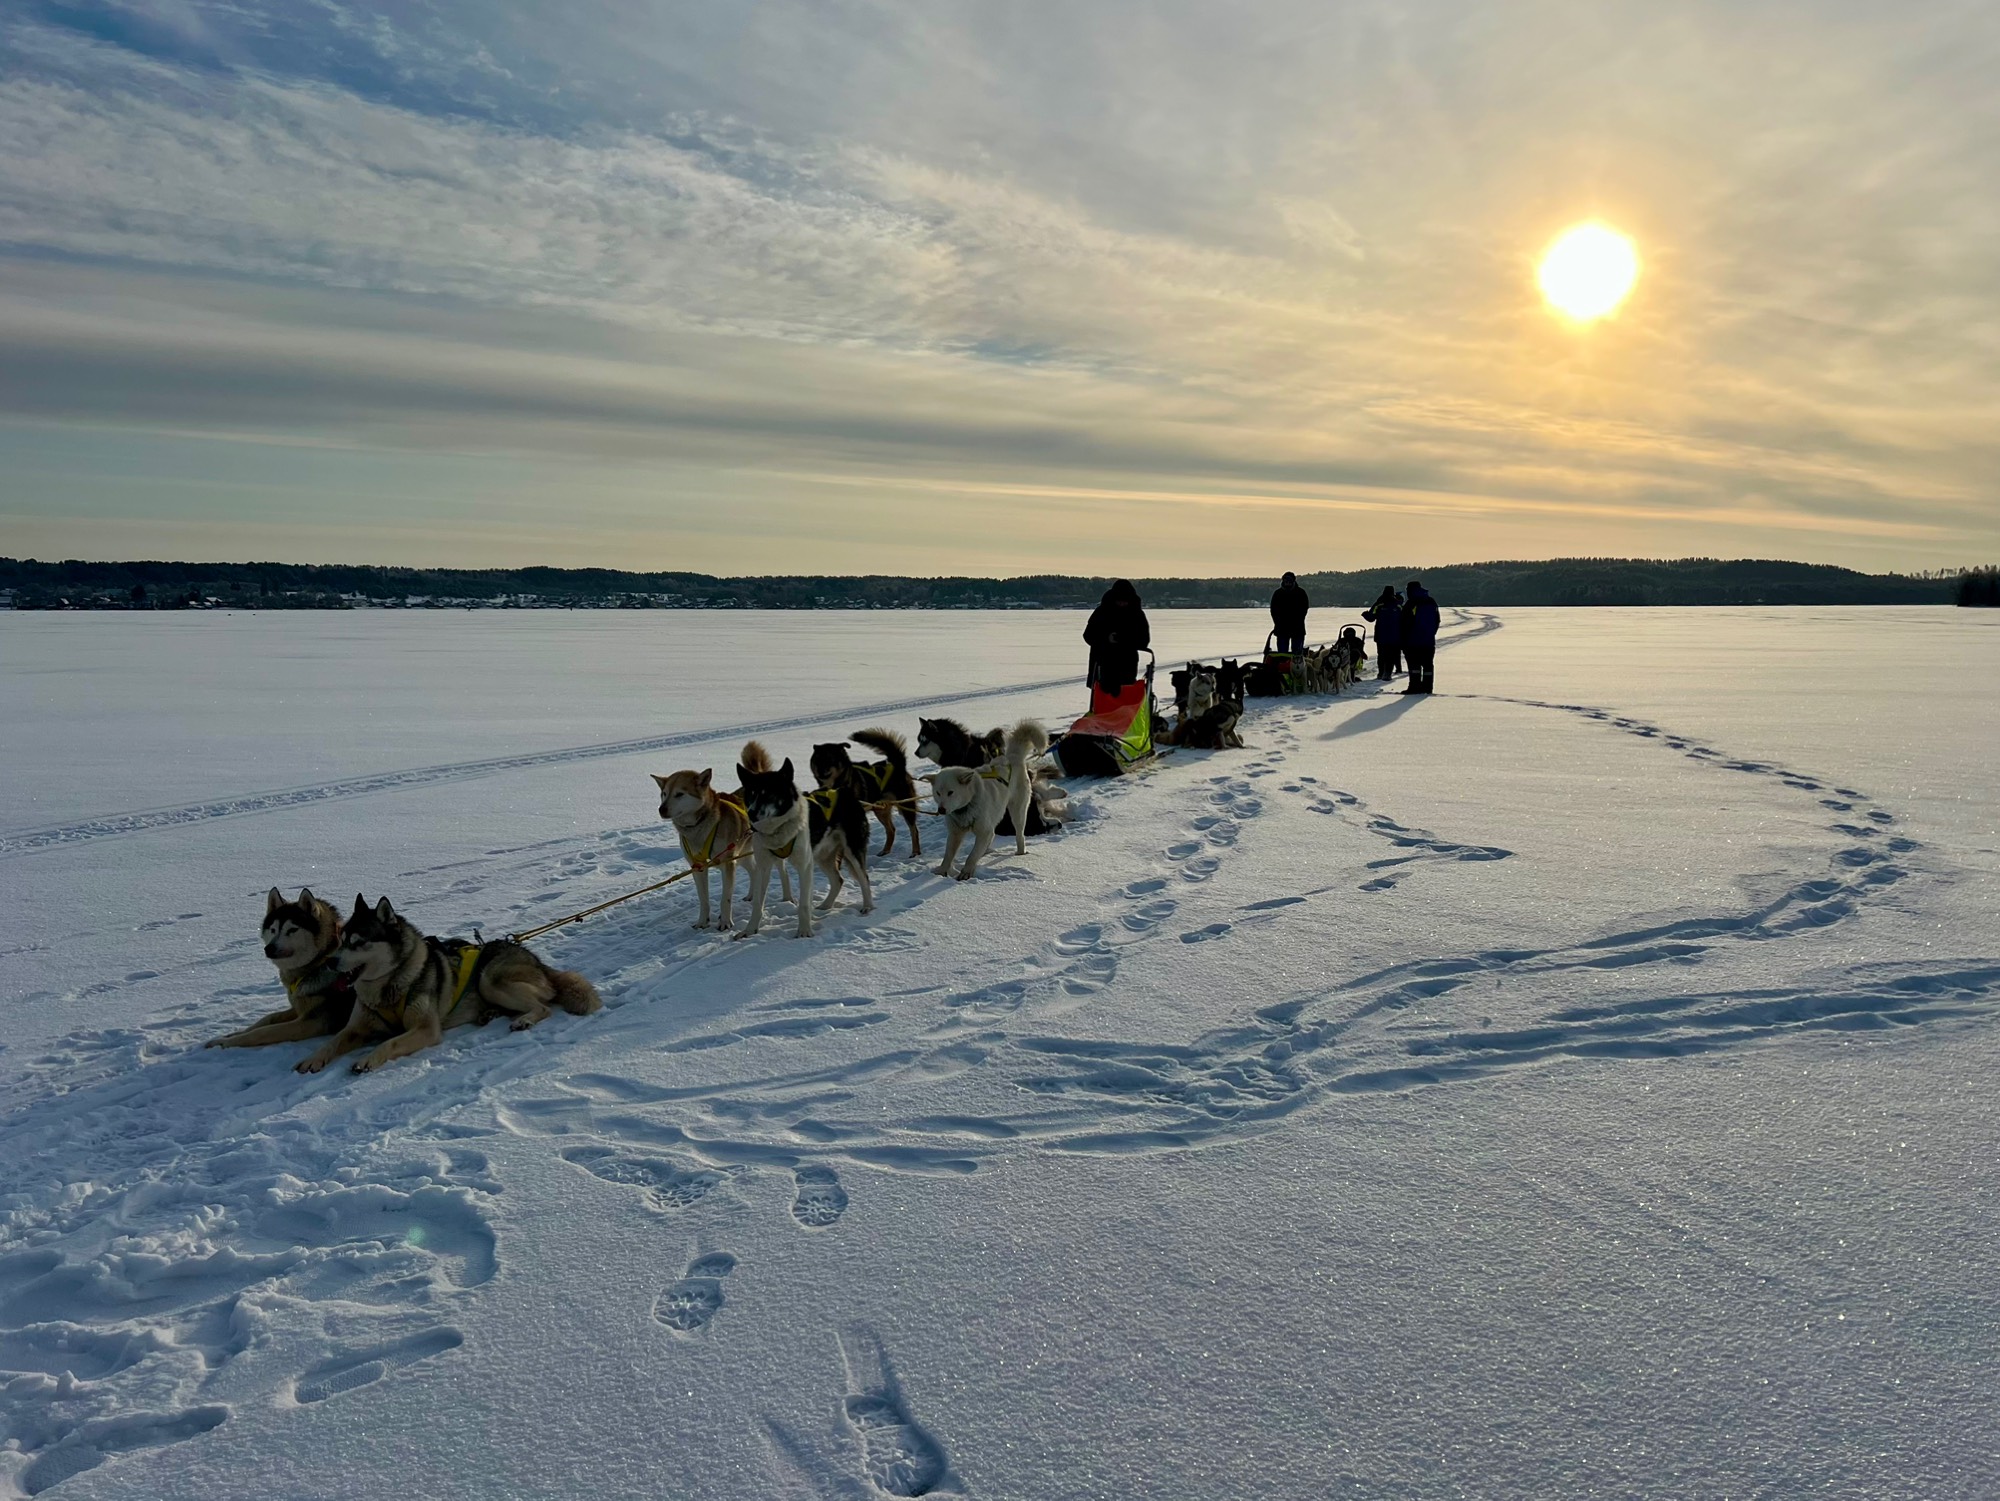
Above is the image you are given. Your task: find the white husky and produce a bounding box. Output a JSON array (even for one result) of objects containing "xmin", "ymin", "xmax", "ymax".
[{"xmin": 927, "ymin": 720, "xmax": 1049, "ymax": 881}]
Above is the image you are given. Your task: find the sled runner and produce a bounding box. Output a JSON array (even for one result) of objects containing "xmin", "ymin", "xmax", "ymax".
[{"xmin": 1050, "ymin": 650, "xmax": 1158, "ymax": 777}]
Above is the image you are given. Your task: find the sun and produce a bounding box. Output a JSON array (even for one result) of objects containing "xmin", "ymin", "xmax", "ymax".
[{"xmin": 1538, "ymin": 222, "xmax": 1640, "ymax": 322}]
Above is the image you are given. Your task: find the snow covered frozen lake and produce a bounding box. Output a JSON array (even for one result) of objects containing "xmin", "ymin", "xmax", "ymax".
[{"xmin": 2, "ymin": 605, "xmax": 1997, "ymax": 1499}]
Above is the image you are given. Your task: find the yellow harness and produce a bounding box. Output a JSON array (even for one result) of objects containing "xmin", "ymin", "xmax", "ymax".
[
  {"xmin": 449, "ymin": 943, "xmax": 482, "ymax": 1009},
  {"xmin": 688, "ymin": 793, "xmax": 749, "ymax": 871}
]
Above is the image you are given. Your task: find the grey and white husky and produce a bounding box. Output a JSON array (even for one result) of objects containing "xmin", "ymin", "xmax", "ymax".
[
  {"xmin": 207, "ymin": 886, "xmax": 354, "ymax": 1048},
  {"xmin": 297, "ymin": 895, "xmax": 600, "ymax": 1074},
  {"xmin": 927, "ymin": 720, "xmax": 1048, "ymax": 880}
]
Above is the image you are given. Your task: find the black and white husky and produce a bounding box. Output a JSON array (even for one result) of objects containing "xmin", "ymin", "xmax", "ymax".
[
  {"xmin": 737, "ymin": 741, "xmax": 874, "ymax": 937},
  {"xmin": 927, "ymin": 721, "xmax": 1049, "ymax": 880}
]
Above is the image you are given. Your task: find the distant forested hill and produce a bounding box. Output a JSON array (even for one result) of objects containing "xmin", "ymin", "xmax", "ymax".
[{"xmin": 0, "ymin": 555, "xmax": 1965, "ymax": 610}]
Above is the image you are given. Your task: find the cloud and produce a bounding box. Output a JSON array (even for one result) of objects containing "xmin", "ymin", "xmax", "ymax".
[{"xmin": 1, "ymin": 1, "xmax": 1997, "ymax": 569}]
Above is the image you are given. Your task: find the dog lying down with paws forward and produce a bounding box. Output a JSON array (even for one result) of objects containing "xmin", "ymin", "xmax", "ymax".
[{"xmin": 296, "ymin": 895, "xmax": 600, "ymax": 1074}]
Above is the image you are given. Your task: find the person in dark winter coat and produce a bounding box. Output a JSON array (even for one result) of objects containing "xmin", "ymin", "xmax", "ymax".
[
  {"xmin": 1083, "ymin": 579, "xmax": 1152, "ymax": 690},
  {"xmin": 1362, "ymin": 585, "xmax": 1403, "ymax": 679},
  {"xmin": 1269, "ymin": 572, "xmax": 1310, "ymax": 655},
  {"xmin": 1400, "ymin": 580, "xmax": 1440, "ymax": 694}
]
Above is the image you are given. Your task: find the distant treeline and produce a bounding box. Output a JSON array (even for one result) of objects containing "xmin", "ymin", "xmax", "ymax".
[
  {"xmin": 1958, "ymin": 567, "xmax": 2000, "ymax": 607},
  {"xmin": 0, "ymin": 555, "xmax": 1975, "ymax": 611}
]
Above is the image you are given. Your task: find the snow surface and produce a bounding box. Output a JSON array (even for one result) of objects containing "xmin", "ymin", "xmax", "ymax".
[{"xmin": 2, "ymin": 605, "xmax": 1997, "ymax": 1500}]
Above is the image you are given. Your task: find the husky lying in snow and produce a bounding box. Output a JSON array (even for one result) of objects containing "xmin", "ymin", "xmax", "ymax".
[
  {"xmin": 297, "ymin": 895, "xmax": 600, "ymax": 1074},
  {"xmin": 208, "ymin": 887, "xmax": 354, "ymax": 1048},
  {"xmin": 927, "ymin": 721, "xmax": 1048, "ymax": 880},
  {"xmin": 811, "ymin": 727, "xmax": 921, "ymax": 857}
]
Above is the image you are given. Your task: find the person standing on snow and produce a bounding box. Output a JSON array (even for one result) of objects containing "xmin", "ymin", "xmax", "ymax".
[
  {"xmin": 1363, "ymin": 585, "xmax": 1404, "ymax": 680},
  {"xmin": 1400, "ymin": 580, "xmax": 1440, "ymax": 695},
  {"xmin": 1269, "ymin": 572, "xmax": 1310, "ymax": 655},
  {"xmin": 1084, "ymin": 579, "xmax": 1152, "ymax": 690}
]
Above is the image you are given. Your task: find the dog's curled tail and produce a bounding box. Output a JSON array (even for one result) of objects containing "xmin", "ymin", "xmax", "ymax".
[
  {"xmin": 1006, "ymin": 719, "xmax": 1050, "ymax": 765},
  {"xmin": 740, "ymin": 740, "xmax": 774, "ymax": 775},
  {"xmin": 548, "ymin": 969, "xmax": 602, "ymax": 1015},
  {"xmin": 850, "ymin": 726, "xmax": 907, "ymax": 770}
]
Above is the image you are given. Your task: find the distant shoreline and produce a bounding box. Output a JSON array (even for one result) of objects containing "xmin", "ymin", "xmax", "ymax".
[{"xmin": 2, "ymin": 556, "xmax": 1981, "ymax": 611}]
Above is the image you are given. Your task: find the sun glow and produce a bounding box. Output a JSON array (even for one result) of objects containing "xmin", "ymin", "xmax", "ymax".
[{"xmin": 1538, "ymin": 222, "xmax": 1640, "ymax": 322}]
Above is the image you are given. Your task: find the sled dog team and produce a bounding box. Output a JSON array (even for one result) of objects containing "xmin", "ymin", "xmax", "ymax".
[
  {"xmin": 216, "ymin": 718, "xmax": 1061, "ymax": 1071},
  {"xmin": 658, "ymin": 721, "xmax": 1060, "ymax": 939}
]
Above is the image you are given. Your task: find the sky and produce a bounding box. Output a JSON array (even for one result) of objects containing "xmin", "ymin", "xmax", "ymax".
[{"xmin": 2, "ymin": 0, "xmax": 1996, "ymax": 576}]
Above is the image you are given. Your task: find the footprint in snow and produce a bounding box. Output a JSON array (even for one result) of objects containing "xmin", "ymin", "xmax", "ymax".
[
  {"xmin": 838, "ymin": 1326, "xmax": 953, "ymax": 1498},
  {"xmin": 293, "ymin": 1327, "xmax": 465, "ymax": 1404},
  {"xmin": 792, "ymin": 1165, "xmax": 849, "ymax": 1229},
  {"xmin": 20, "ymin": 1406, "xmax": 229, "ymax": 1496},
  {"xmin": 560, "ymin": 1145, "xmax": 726, "ymax": 1211},
  {"xmin": 1121, "ymin": 899, "xmax": 1178, "ymax": 933},
  {"xmin": 655, "ymin": 1253, "xmax": 737, "ymax": 1335},
  {"xmin": 1054, "ymin": 923, "xmax": 1104, "ymax": 955}
]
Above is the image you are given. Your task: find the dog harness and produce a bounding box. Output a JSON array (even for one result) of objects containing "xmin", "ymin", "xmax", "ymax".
[
  {"xmin": 283, "ymin": 959, "xmax": 353, "ymax": 1006},
  {"xmin": 767, "ymin": 789, "xmax": 839, "ymax": 860},
  {"xmin": 687, "ymin": 793, "xmax": 750, "ymax": 871},
  {"xmin": 448, "ymin": 943, "xmax": 484, "ymax": 1009},
  {"xmin": 352, "ymin": 940, "xmax": 486, "ymax": 1033}
]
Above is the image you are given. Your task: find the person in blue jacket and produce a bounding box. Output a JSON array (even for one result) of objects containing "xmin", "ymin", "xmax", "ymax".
[
  {"xmin": 1400, "ymin": 580, "xmax": 1440, "ymax": 695},
  {"xmin": 1362, "ymin": 585, "xmax": 1403, "ymax": 680}
]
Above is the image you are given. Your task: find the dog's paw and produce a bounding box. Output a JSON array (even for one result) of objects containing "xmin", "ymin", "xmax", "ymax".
[
  {"xmin": 509, "ymin": 1016, "xmax": 537, "ymax": 1032},
  {"xmin": 296, "ymin": 1055, "xmax": 330, "ymax": 1075},
  {"xmin": 349, "ymin": 1058, "xmax": 376, "ymax": 1074}
]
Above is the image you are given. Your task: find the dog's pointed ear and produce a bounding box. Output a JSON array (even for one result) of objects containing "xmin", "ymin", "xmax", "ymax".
[
  {"xmin": 297, "ymin": 886, "xmax": 314, "ymax": 908},
  {"xmin": 698, "ymin": 768, "xmax": 712, "ymax": 789},
  {"xmin": 735, "ymin": 762, "xmax": 750, "ymax": 782},
  {"xmin": 375, "ymin": 896, "xmax": 394, "ymax": 923},
  {"xmin": 780, "ymin": 758, "xmax": 793, "ymax": 778},
  {"xmin": 267, "ymin": 886, "xmax": 284, "ymax": 914},
  {"xmin": 353, "ymin": 893, "xmax": 370, "ymax": 919},
  {"xmin": 651, "ymin": 773, "xmax": 669, "ymax": 790}
]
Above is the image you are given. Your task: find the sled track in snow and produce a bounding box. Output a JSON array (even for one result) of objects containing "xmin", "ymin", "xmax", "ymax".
[
  {"xmin": 0, "ymin": 671, "xmax": 1089, "ymax": 858},
  {"xmin": 1, "ymin": 618, "xmax": 1497, "ymax": 858}
]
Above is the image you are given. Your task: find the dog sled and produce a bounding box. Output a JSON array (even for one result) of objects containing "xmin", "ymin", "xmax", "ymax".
[
  {"xmin": 1050, "ymin": 651, "xmax": 1158, "ymax": 777},
  {"xmin": 1246, "ymin": 631, "xmax": 1307, "ymax": 697}
]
